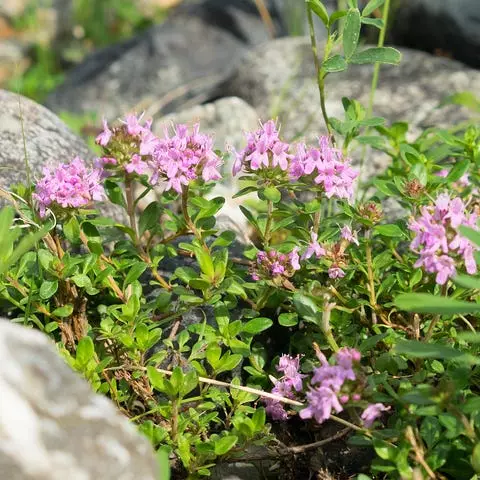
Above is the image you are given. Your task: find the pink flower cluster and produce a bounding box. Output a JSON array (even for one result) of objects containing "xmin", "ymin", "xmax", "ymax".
[
  {"xmin": 96, "ymin": 114, "xmax": 222, "ymax": 193},
  {"xmin": 265, "ymin": 348, "xmax": 390, "ymax": 428},
  {"xmin": 232, "ymin": 121, "xmax": 358, "ymax": 201},
  {"xmin": 34, "ymin": 157, "xmax": 104, "ymax": 217},
  {"xmin": 290, "ymin": 138, "xmax": 358, "ymax": 201},
  {"xmin": 300, "ymin": 348, "xmax": 360, "ymax": 424},
  {"xmin": 301, "ymin": 225, "xmax": 359, "ymax": 279},
  {"xmin": 409, "ymin": 193, "xmax": 479, "ymax": 284},
  {"xmin": 232, "ymin": 120, "xmax": 290, "ymax": 175},
  {"xmin": 251, "ymin": 248, "xmax": 300, "ymax": 280},
  {"xmin": 149, "ymin": 124, "xmax": 222, "ymax": 193},
  {"xmin": 265, "ymin": 354, "xmax": 306, "ymax": 421}
]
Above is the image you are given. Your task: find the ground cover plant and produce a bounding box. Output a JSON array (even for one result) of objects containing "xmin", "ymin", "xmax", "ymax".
[{"xmin": 1, "ymin": 0, "xmax": 480, "ymax": 479}]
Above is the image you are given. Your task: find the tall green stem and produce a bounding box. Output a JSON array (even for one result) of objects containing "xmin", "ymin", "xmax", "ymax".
[
  {"xmin": 264, "ymin": 199, "xmax": 274, "ymax": 247},
  {"xmin": 124, "ymin": 175, "xmax": 140, "ymax": 247},
  {"xmin": 307, "ymin": 5, "xmax": 334, "ymax": 139},
  {"xmin": 181, "ymin": 185, "xmax": 208, "ymax": 250},
  {"xmin": 321, "ymin": 295, "xmax": 340, "ymax": 352},
  {"xmin": 367, "ymin": 0, "xmax": 391, "ymax": 119},
  {"xmin": 359, "ymin": 0, "xmax": 391, "ymax": 176}
]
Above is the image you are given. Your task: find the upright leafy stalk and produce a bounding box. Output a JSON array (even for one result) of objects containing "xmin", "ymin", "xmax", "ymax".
[
  {"xmin": 367, "ymin": 0, "xmax": 391, "ymax": 119},
  {"xmin": 307, "ymin": 5, "xmax": 334, "ymax": 138},
  {"xmin": 359, "ymin": 0, "xmax": 391, "ymax": 179},
  {"xmin": 264, "ymin": 199, "xmax": 274, "ymax": 247},
  {"xmin": 124, "ymin": 175, "xmax": 140, "ymax": 247}
]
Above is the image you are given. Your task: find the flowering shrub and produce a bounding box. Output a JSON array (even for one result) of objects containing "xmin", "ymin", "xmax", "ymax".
[{"xmin": 1, "ymin": 1, "xmax": 480, "ymax": 479}]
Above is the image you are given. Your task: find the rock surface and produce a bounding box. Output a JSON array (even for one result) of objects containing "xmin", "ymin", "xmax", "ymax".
[
  {"xmin": 390, "ymin": 0, "xmax": 480, "ymax": 69},
  {"xmin": 0, "ymin": 89, "xmax": 94, "ymax": 188},
  {"xmin": 220, "ymin": 36, "xmax": 480, "ymax": 175},
  {"xmin": 45, "ymin": 0, "xmax": 285, "ymax": 119},
  {"xmin": 0, "ymin": 319, "xmax": 159, "ymax": 480}
]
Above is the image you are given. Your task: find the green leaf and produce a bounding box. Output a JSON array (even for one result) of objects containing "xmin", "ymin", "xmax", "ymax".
[
  {"xmin": 420, "ymin": 417, "xmax": 441, "ymax": 449},
  {"xmin": 323, "ymin": 55, "xmax": 348, "ymax": 73},
  {"xmin": 395, "ymin": 293, "xmax": 480, "ymax": 314},
  {"xmin": 243, "ymin": 317, "xmax": 273, "ymax": 334},
  {"xmin": 453, "ymin": 274, "xmax": 480, "ymax": 290},
  {"xmin": 239, "ymin": 206, "xmax": 259, "ymax": 230},
  {"xmin": 306, "ymin": 0, "xmax": 329, "ymax": 27},
  {"xmin": 372, "ymin": 438, "xmax": 397, "ymax": 461},
  {"xmin": 156, "ymin": 447, "xmax": 171, "ymax": 480},
  {"xmin": 263, "ymin": 186, "xmax": 281, "ymax": 203},
  {"xmin": 45, "ymin": 321, "xmax": 59, "ymax": 333},
  {"xmin": 349, "ymin": 47, "xmax": 402, "ymax": 65},
  {"xmin": 439, "ymin": 91, "xmax": 480, "ymax": 113},
  {"xmin": 343, "ymin": 9, "xmax": 361, "ymax": 60},
  {"xmin": 459, "ymin": 226, "xmax": 480, "ymax": 248},
  {"xmin": 39, "ymin": 280, "xmax": 58, "ymax": 300},
  {"xmin": 138, "ymin": 201, "xmax": 162, "ymax": 235},
  {"xmin": 76, "ymin": 336, "xmax": 95, "ymax": 365},
  {"xmin": 393, "ymin": 340, "xmax": 480, "ymax": 364},
  {"xmin": 360, "ymin": 17, "xmax": 384, "ymax": 29},
  {"xmin": 192, "ymin": 245, "xmax": 215, "ymax": 280},
  {"xmin": 362, "ymin": 0, "xmax": 385, "ymax": 16},
  {"xmin": 63, "ymin": 216, "xmax": 81, "ymax": 243},
  {"xmin": 374, "ymin": 224, "xmax": 405, "ymax": 238},
  {"xmin": 52, "ymin": 305, "xmax": 74, "ymax": 317},
  {"xmin": 0, "ymin": 225, "xmax": 50, "ymax": 276},
  {"xmin": 278, "ymin": 312, "xmax": 298, "ymax": 327},
  {"xmin": 104, "ymin": 180, "xmax": 126, "ymax": 208},
  {"xmin": 446, "ymin": 159, "xmax": 470, "ymax": 183},
  {"xmin": 472, "ymin": 443, "xmax": 480, "ymax": 473},
  {"xmin": 329, "ymin": 10, "xmax": 347, "ymax": 26},
  {"xmin": 214, "ymin": 435, "xmax": 238, "ymax": 456},
  {"xmin": 71, "ymin": 274, "xmax": 92, "ymax": 289},
  {"xmin": 124, "ymin": 262, "xmax": 148, "ymax": 287},
  {"xmin": 293, "ymin": 292, "xmax": 320, "ymax": 320},
  {"xmin": 216, "ymin": 354, "xmax": 243, "ymax": 374}
]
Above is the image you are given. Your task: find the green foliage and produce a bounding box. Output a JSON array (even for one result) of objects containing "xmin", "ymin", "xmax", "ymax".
[{"xmin": 1, "ymin": 0, "xmax": 480, "ymax": 478}]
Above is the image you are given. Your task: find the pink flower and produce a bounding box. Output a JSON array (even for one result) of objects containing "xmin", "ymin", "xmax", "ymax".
[
  {"xmin": 232, "ymin": 120, "xmax": 292, "ymax": 176},
  {"xmin": 125, "ymin": 154, "xmax": 149, "ymax": 175},
  {"xmin": 289, "ymin": 247, "xmax": 301, "ymax": 270},
  {"xmin": 96, "ymin": 118, "xmax": 112, "ymax": 146},
  {"xmin": 302, "ymin": 232, "xmax": 326, "ymax": 260},
  {"xmin": 300, "ymin": 386, "xmax": 343, "ymax": 424},
  {"xmin": 336, "ymin": 347, "xmax": 361, "ymax": 369},
  {"xmin": 409, "ymin": 192, "xmax": 479, "ymax": 284},
  {"xmin": 328, "ymin": 266, "xmax": 345, "ymax": 279},
  {"xmin": 361, "ymin": 403, "xmax": 390, "ymax": 428},
  {"xmin": 290, "ymin": 137, "xmax": 358, "ymax": 201},
  {"xmin": 340, "ymin": 225, "xmax": 359, "ymax": 246},
  {"xmin": 253, "ymin": 248, "xmax": 301, "ymax": 280},
  {"xmin": 149, "ymin": 124, "xmax": 222, "ymax": 193},
  {"xmin": 265, "ymin": 398, "xmax": 289, "ymax": 421},
  {"xmin": 34, "ymin": 157, "xmax": 104, "ymax": 217},
  {"xmin": 277, "ymin": 354, "xmax": 305, "ymax": 392}
]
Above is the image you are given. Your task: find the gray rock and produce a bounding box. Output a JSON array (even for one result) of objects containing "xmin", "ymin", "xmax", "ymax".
[
  {"xmin": 0, "ymin": 89, "xmax": 94, "ymax": 188},
  {"xmin": 220, "ymin": 36, "xmax": 480, "ymax": 176},
  {"xmin": 211, "ymin": 462, "xmax": 261, "ymax": 480},
  {"xmin": 0, "ymin": 319, "xmax": 159, "ymax": 480},
  {"xmin": 45, "ymin": 0, "xmax": 286, "ymax": 119},
  {"xmin": 390, "ymin": 0, "xmax": 480, "ymax": 69}
]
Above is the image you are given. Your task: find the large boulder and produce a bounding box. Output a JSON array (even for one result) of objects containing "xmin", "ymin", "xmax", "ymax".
[
  {"xmin": 390, "ymin": 0, "xmax": 480, "ymax": 69},
  {"xmin": 0, "ymin": 319, "xmax": 159, "ymax": 480},
  {"xmin": 45, "ymin": 0, "xmax": 286, "ymax": 120},
  {"xmin": 220, "ymin": 37, "xmax": 480, "ymax": 174},
  {"xmin": 0, "ymin": 89, "xmax": 94, "ymax": 188}
]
